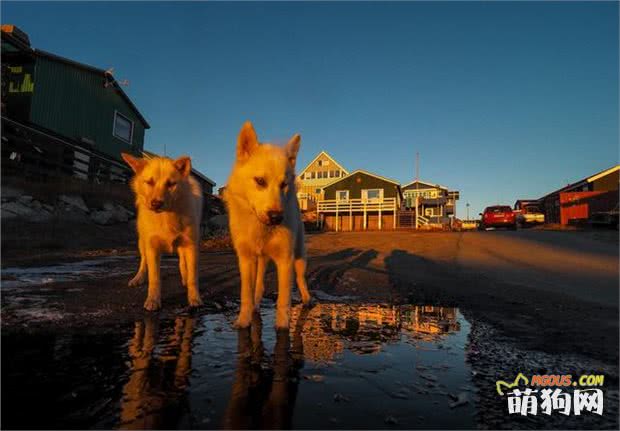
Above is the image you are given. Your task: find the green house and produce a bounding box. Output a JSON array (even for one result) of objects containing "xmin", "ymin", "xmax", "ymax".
[{"xmin": 1, "ymin": 25, "xmax": 149, "ymax": 178}]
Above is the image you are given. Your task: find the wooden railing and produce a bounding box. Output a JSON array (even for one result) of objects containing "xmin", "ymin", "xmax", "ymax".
[
  {"xmin": 1, "ymin": 116, "xmax": 132, "ymax": 184},
  {"xmin": 317, "ymin": 197, "xmax": 398, "ymax": 212},
  {"xmin": 316, "ymin": 198, "xmax": 398, "ymax": 231}
]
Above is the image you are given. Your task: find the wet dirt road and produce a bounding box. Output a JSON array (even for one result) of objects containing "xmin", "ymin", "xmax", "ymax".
[{"xmin": 2, "ymin": 230, "xmax": 618, "ymax": 429}]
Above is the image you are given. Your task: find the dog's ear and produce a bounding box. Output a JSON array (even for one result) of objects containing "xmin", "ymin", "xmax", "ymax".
[
  {"xmin": 174, "ymin": 156, "xmax": 192, "ymax": 177},
  {"xmin": 237, "ymin": 121, "xmax": 259, "ymax": 162},
  {"xmin": 285, "ymin": 133, "xmax": 301, "ymax": 168},
  {"xmin": 121, "ymin": 152, "xmax": 147, "ymax": 174}
]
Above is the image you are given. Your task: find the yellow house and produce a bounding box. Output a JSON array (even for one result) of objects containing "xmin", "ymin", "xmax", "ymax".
[{"xmin": 296, "ymin": 151, "xmax": 348, "ymax": 210}]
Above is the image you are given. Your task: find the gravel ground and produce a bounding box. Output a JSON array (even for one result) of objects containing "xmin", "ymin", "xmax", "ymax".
[{"xmin": 2, "ymin": 229, "xmax": 618, "ymax": 428}]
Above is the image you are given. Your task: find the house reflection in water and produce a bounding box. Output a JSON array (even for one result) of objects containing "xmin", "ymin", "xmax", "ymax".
[{"xmin": 289, "ymin": 304, "xmax": 460, "ymax": 362}]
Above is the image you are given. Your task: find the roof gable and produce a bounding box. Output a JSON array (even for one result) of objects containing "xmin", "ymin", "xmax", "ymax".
[
  {"xmin": 1, "ymin": 29, "xmax": 150, "ymax": 129},
  {"xmin": 298, "ymin": 151, "xmax": 348, "ymax": 176},
  {"xmin": 402, "ymin": 179, "xmax": 448, "ymax": 190},
  {"xmin": 322, "ymin": 169, "xmax": 401, "ymax": 190}
]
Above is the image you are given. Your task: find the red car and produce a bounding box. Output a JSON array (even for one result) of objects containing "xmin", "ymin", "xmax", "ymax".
[{"xmin": 480, "ymin": 205, "xmax": 517, "ymax": 230}]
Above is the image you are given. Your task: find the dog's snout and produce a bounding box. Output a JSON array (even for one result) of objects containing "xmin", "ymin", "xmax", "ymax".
[
  {"xmin": 267, "ymin": 210, "xmax": 284, "ymax": 225},
  {"xmin": 150, "ymin": 199, "xmax": 164, "ymax": 210}
]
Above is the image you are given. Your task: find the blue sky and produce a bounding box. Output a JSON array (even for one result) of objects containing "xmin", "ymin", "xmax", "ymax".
[{"xmin": 2, "ymin": 1, "xmax": 618, "ymax": 216}]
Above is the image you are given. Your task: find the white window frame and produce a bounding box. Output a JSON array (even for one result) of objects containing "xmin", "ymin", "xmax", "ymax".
[
  {"xmin": 362, "ymin": 188, "xmax": 384, "ymax": 203},
  {"xmin": 113, "ymin": 110, "xmax": 134, "ymax": 144},
  {"xmin": 336, "ymin": 190, "xmax": 349, "ymax": 202},
  {"xmin": 425, "ymin": 207, "xmax": 435, "ymax": 216}
]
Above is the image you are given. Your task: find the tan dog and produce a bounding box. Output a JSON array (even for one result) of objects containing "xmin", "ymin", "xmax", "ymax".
[
  {"xmin": 121, "ymin": 153, "xmax": 203, "ymax": 311},
  {"xmin": 224, "ymin": 122, "xmax": 311, "ymax": 329}
]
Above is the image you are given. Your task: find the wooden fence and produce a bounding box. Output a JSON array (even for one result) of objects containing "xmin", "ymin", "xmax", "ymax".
[{"xmin": 1, "ymin": 116, "xmax": 132, "ymax": 184}]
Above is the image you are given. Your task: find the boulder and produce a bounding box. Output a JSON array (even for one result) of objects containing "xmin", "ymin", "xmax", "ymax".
[
  {"xmin": 2, "ymin": 201, "xmax": 34, "ymax": 216},
  {"xmin": 90, "ymin": 210, "xmax": 115, "ymax": 225},
  {"xmin": 62, "ymin": 205, "xmax": 90, "ymax": 222},
  {"xmin": 1, "ymin": 185, "xmax": 23, "ymax": 200},
  {"xmin": 58, "ymin": 195, "xmax": 89, "ymax": 213},
  {"xmin": 1, "ymin": 208, "xmax": 18, "ymax": 219},
  {"xmin": 112, "ymin": 205, "xmax": 129, "ymax": 223},
  {"xmin": 17, "ymin": 195, "xmax": 33, "ymax": 205}
]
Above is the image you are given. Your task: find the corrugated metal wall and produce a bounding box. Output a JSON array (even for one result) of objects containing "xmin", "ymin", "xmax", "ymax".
[{"xmin": 29, "ymin": 57, "xmax": 145, "ymax": 160}]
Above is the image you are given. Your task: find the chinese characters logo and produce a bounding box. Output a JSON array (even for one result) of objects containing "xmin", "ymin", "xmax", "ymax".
[{"xmin": 496, "ymin": 374, "xmax": 604, "ymax": 417}]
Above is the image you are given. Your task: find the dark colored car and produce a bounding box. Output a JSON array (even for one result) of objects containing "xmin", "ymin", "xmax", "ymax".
[{"xmin": 480, "ymin": 205, "xmax": 516, "ymax": 230}]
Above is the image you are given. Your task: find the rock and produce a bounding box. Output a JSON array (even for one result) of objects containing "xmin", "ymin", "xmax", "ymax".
[
  {"xmin": 18, "ymin": 195, "xmax": 33, "ymax": 205},
  {"xmin": 29, "ymin": 208, "xmax": 53, "ymax": 222},
  {"xmin": 2, "ymin": 201, "xmax": 34, "ymax": 216},
  {"xmin": 30, "ymin": 200, "xmax": 42, "ymax": 210},
  {"xmin": 61, "ymin": 206, "xmax": 90, "ymax": 222},
  {"xmin": 103, "ymin": 202, "xmax": 116, "ymax": 212},
  {"xmin": 208, "ymin": 214, "xmax": 229, "ymax": 230},
  {"xmin": 384, "ymin": 416, "xmax": 399, "ymax": 425},
  {"xmin": 1, "ymin": 185, "xmax": 23, "ymax": 200},
  {"xmin": 1, "ymin": 209, "xmax": 18, "ymax": 219},
  {"xmin": 448, "ymin": 392, "xmax": 469, "ymax": 408},
  {"xmin": 304, "ymin": 374, "xmax": 325, "ymax": 382},
  {"xmin": 90, "ymin": 210, "xmax": 115, "ymax": 225},
  {"xmin": 42, "ymin": 204, "xmax": 54, "ymax": 212},
  {"xmin": 333, "ymin": 393, "xmax": 350, "ymax": 403},
  {"xmin": 58, "ymin": 195, "xmax": 89, "ymax": 213}
]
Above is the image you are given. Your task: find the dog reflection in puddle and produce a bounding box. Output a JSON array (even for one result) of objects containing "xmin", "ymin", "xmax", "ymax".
[
  {"xmin": 119, "ymin": 315, "xmax": 194, "ymax": 429},
  {"xmin": 223, "ymin": 309, "xmax": 309, "ymax": 429}
]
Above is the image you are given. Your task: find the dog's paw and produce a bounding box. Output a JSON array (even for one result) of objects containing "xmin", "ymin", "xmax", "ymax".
[
  {"xmin": 128, "ymin": 273, "xmax": 146, "ymax": 288},
  {"xmin": 143, "ymin": 297, "xmax": 161, "ymax": 311},
  {"xmin": 188, "ymin": 295, "xmax": 203, "ymax": 308},
  {"xmin": 301, "ymin": 294, "xmax": 313, "ymax": 307},
  {"xmin": 275, "ymin": 311, "xmax": 290, "ymax": 330},
  {"xmin": 234, "ymin": 313, "xmax": 252, "ymax": 329}
]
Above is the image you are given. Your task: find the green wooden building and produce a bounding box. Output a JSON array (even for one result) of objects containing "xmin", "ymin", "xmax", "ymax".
[
  {"xmin": 1, "ymin": 24, "xmax": 149, "ymax": 182},
  {"xmin": 318, "ymin": 170, "xmax": 402, "ymax": 231}
]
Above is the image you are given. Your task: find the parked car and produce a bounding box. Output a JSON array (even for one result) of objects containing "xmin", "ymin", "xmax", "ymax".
[
  {"xmin": 480, "ymin": 205, "xmax": 516, "ymax": 230},
  {"xmin": 589, "ymin": 205, "xmax": 619, "ymax": 230},
  {"xmin": 515, "ymin": 204, "xmax": 545, "ymax": 226}
]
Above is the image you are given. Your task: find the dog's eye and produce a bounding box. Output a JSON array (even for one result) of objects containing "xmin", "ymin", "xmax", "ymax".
[
  {"xmin": 280, "ymin": 181, "xmax": 287, "ymax": 190},
  {"xmin": 145, "ymin": 178, "xmax": 155, "ymax": 186},
  {"xmin": 254, "ymin": 177, "xmax": 266, "ymax": 188},
  {"xmin": 166, "ymin": 180, "xmax": 177, "ymax": 188}
]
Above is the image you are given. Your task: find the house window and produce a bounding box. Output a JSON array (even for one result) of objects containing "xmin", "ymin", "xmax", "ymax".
[
  {"xmin": 317, "ymin": 160, "xmax": 323, "ymax": 166},
  {"xmin": 362, "ymin": 188, "xmax": 383, "ymax": 202},
  {"xmin": 335, "ymin": 170, "xmax": 341, "ymax": 177},
  {"xmin": 315, "ymin": 188, "xmax": 321, "ymax": 194},
  {"xmin": 113, "ymin": 111, "xmax": 134, "ymax": 144},
  {"xmin": 336, "ymin": 190, "xmax": 349, "ymax": 202},
  {"xmin": 430, "ymin": 190, "xmax": 438, "ymax": 198},
  {"xmin": 310, "ymin": 172, "xmax": 315, "ymax": 179},
  {"xmin": 299, "ymin": 173, "xmax": 305, "ymax": 180},
  {"xmin": 425, "ymin": 208, "xmax": 435, "ymax": 216}
]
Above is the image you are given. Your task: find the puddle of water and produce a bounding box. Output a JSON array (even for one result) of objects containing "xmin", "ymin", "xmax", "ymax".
[
  {"xmin": 1, "ymin": 256, "xmax": 178, "ymax": 288},
  {"xmin": 1, "ymin": 303, "xmax": 475, "ymax": 429}
]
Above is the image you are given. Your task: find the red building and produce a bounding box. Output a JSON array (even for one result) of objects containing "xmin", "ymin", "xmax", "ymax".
[{"xmin": 538, "ymin": 165, "xmax": 619, "ymax": 225}]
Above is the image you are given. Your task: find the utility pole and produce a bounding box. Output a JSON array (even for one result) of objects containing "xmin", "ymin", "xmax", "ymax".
[
  {"xmin": 466, "ymin": 202, "xmax": 470, "ymax": 220},
  {"xmin": 415, "ymin": 152, "xmax": 419, "ymax": 229}
]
